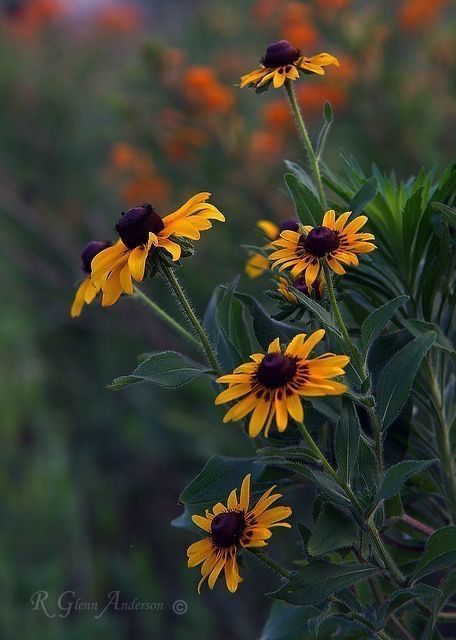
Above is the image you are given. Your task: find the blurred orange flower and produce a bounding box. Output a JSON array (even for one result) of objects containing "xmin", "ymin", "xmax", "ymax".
[
  {"xmin": 280, "ymin": 2, "xmax": 318, "ymax": 49},
  {"xmin": 249, "ymin": 130, "xmax": 284, "ymax": 158},
  {"xmin": 315, "ymin": 0, "xmax": 351, "ymax": 9},
  {"xmin": 296, "ymin": 84, "xmax": 347, "ymax": 119},
  {"xmin": 183, "ymin": 66, "xmax": 234, "ymax": 114},
  {"xmin": 262, "ymin": 100, "xmax": 293, "ymax": 132},
  {"xmin": 398, "ymin": 0, "xmax": 447, "ymax": 31},
  {"xmin": 5, "ymin": 0, "xmax": 63, "ymax": 35},
  {"xmin": 107, "ymin": 143, "xmax": 169, "ymax": 207},
  {"xmin": 95, "ymin": 1, "xmax": 143, "ymax": 33}
]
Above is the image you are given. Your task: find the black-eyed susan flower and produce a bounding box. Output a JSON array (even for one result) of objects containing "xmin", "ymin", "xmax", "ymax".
[
  {"xmin": 245, "ymin": 217, "xmax": 299, "ymax": 279},
  {"xmin": 91, "ymin": 194, "xmax": 225, "ymax": 307},
  {"xmin": 70, "ymin": 240, "xmax": 111, "ymax": 318},
  {"xmin": 215, "ymin": 331, "xmax": 349, "ymax": 437},
  {"xmin": 187, "ymin": 474, "xmax": 291, "ymax": 593},
  {"xmin": 269, "ymin": 210, "xmax": 376, "ymax": 288},
  {"xmin": 240, "ymin": 40, "xmax": 339, "ymax": 91},
  {"xmin": 277, "ymin": 274, "xmax": 324, "ymax": 305}
]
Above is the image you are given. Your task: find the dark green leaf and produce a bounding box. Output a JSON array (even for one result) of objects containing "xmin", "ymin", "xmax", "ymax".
[
  {"xmin": 270, "ymin": 560, "xmax": 377, "ymax": 606},
  {"xmin": 433, "ymin": 201, "xmax": 456, "ymax": 229},
  {"xmin": 290, "ymin": 288, "xmax": 339, "ymax": 333},
  {"xmin": 310, "ymin": 470, "xmax": 350, "ymax": 505},
  {"xmin": 360, "ymin": 295, "xmax": 409, "ymax": 354},
  {"xmin": 307, "ymin": 503, "xmax": 358, "ymax": 556},
  {"xmin": 335, "ymin": 398, "xmax": 360, "ymax": 484},
  {"xmin": 412, "ymin": 526, "xmax": 456, "ymax": 580},
  {"xmin": 377, "ymin": 584, "xmax": 442, "ymax": 627},
  {"xmin": 234, "ymin": 292, "xmax": 297, "ymax": 350},
  {"xmin": 285, "ymin": 173, "xmax": 323, "ymax": 226},
  {"xmin": 403, "ymin": 319, "xmax": 455, "ymax": 355},
  {"xmin": 376, "ymin": 460, "xmax": 435, "ymax": 502},
  {"xmin": 109, "ymin": 351, "xmax": 212, "ymax": 390},
  {"xmin": 376, "ymin": 332, "xmax": 436, "ymax": 430},
  {"xmin": 349, "ymin": 177, "xmax": 377, "ymax": 216}
]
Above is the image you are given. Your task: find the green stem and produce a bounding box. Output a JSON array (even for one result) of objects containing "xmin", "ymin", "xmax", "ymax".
[
  {"xmin": 322, "ymin": 262, "xmax": 361, "ymax": 370},
  {"xmin": 321, "ymin": 262, "xmax": 384, "ymax": 472},
  {"xmin": 284, "ymin": 81, "xmax": 327, "ymax": 209},
  {"xmin": 162, "ymin": 265, "xmax": 222, "ymax": 376},
  {"xmin": 297, "ymin": 422, "xmax": 405, "ymax": 586},
  {"xmin": 247, "ymin": 549, "xmax": 291, "ymax": 579},
  {"xmin": 133, "ymin": 286, "xmax": 201, "ymax": 349}
]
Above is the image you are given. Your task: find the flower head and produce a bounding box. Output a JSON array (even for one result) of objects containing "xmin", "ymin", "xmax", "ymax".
[
  {"xmin": 216, "ymin": 331, "xmax": 349, "ymax": 437},
  {"xmin": 70, "ymin": 240, "xmax": 111, "ymax": 318},
  {"xmin": 187, "ymin": 474, "xmax": 291, "ymax": 593},
  {"xmin": 269, "ymin": 210, "xmax": 376, "ymax": 288},
  {"xmin": 240, "ymin": 40, "xmax": 339, "ymax": 91},
  {"xmin": 90, "ymin": 193, "xmax": 225, "ymax": 307},
  {"xmin": 245, "ymin": 218, "xmax": 299, "ymax": 279},
  {"xmin": 277, "ymin": 274, "xmax": 324, "ymax": 305}
]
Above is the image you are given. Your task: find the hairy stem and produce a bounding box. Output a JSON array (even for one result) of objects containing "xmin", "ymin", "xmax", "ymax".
[
  {"xmin": 162, "ymin": 265, "xmax": 222, "ymax": 376},
  {"xmin": 247, "ymin": 549, "xmax": 291, "ymax": 579},
  {"xmin": 133, "ymin": 286, "xmax": 201, "ymax": 349},
  {"xmin": 284, "ymin": 81, "xmax": 327, "ymax": 209},
  {"xmin": 321, "ymin": 262, "xmax": 384, "ymax": 472}
]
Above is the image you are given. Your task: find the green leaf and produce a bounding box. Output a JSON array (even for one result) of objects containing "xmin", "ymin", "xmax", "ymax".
[
  {"xmin": 307, "ymin": 504, "xmax": 358, "ymax": 556},
  {"xmin": 173, "ymin": 456, "xmax": 277, "ymax": 530},
  {"xmin": 412, "ymin": 526, "xmax": 456, "ymax": 580},
  {"xmin": 349, "ymin": 177, "xmax": 377, "ymax": 216},
  {"xmin": 377, "ymin": 584, "xmax": 443, "ymax": 627},
  {"xmin": 290, "ymin": 288, "xmax": 339, "ymax": 333},
  {"xmin": 234, "ymin": 292, "xmax": 297, "ymax": 350},
  {"xmin": 402, "ymin": 319, "xmax": 455, "ymax": 355},
  {"xmin": 433, "ymin": 201, "xmax": 456, "ymax": 229},
  {"xmin": 270, "ymin": 560, "xmax": 377, "ymax": 606},
  {"xmin": 360, "ymin": 295, "xmax": 409, "ymax": 354},
  {"xmin": 260, "ymin": 602, "xmax": 321, "ymax": 640},
  {"xmin": 376, "ymin": 460, "xmax": 435, "ymax": 502},
  {"xmin": 285, "ymin": 173, "xmax": 323, "ymax": 226},
  {"xmin": 310, "ymin": 470, "xmax": 350, "ymax": 505},
  {"xmin": 109, "ymin": 351, "xmax": 212, "ymax": 390},
  {"xmin": 376, "ymin": 331, "xmax": 436, "ymax": 430},
  {"xmin": 316, "ymin": 101, "xmax": 334, "ymax": 159},
  {"xmin": 335, "ymin": 399, "xmax": 360, "ymax": 484}
]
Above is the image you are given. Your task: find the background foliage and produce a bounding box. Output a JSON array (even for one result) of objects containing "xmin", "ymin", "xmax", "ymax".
[{"xmin": 0, "ymin": 0, "xmax": 455, "ymax": 638}]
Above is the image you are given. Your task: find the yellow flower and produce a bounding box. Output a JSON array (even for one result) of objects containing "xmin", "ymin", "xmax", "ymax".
[
  {"xmin": 245, "ymin": 218, "xmax": 299, "ymax": 279},
  {"xmin": 91, "ymin": 193, "xmax": 225, "ymax": 307},
  {"xmin": 215, "ymin": 331, "xmax": 349, "ymax": 437},
  {"xmin": 269, "ymin": 210, "xmax": 376, "ymax": 288},
  {"xmin": 70, "ymin": 240, "xmax": 111, "ymax": 318},
  {"xmin": 277, "ymin": 274, "xmax": 324, "ymax": 305},
  {"xmin": 240, "ymin": 40, "xmax": 339, "ymax": 90},
  {"xmin": 187, "ymin": 474, "xmax": 291, "ymax": 593}
]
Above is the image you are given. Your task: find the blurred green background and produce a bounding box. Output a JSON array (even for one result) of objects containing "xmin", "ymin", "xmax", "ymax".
[{"xmin": 0, "ymin": 0, "xmax": 455, "ymax": 637}]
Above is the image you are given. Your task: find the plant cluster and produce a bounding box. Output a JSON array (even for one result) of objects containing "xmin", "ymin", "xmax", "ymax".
[{"xmin": 69, "ymin": 32, "xmax": 456, "ymax": 640}]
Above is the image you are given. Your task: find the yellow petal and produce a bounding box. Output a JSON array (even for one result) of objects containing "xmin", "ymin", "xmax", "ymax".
[
  {"xmin": 239, "ymin": 474, "xmax": 251, "ymax": 511},
  {"xmin": 128, "ymin": 246, "xmax": 148, "ymax": 282}
]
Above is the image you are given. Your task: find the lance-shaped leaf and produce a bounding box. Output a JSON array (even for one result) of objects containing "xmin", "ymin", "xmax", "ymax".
[
  {"xmin": 360, "ymin": 295, "xmax": 409, "ymax": 355},
  {"xmin": 376, "ymin": 584, "xmax": 443, "ymax": 628},
  {"xmin": 307, "ymin": 504, "xmax": 358, "ymax": 556},
  {"xmin": 376, "ymin": 459, "xmax": 435, "ymax": 502},
  {"xmin": 285, "ymin": 173, "xmax": 323, "ymax": 226},
  {"xmin": 335, "ymin": 398, "xmax": 360, "ymax": 484},
  {"xmin": 412, "ymin": 526, "xmax": 456, "ymax": 580},
  {"xmin": 109, "ymin": 351, "xmax": 213, "ymax": 390},
  {"xmin": 375, "ymin": 331, "xmax": 435, "ymax": 430},
  {"xmin": 270, "ymin": 560, "xmax": 377, "ymax": 606},
  {"xmin": 349, "ymin": 177, "xmax": 377, "ymax": 216}
]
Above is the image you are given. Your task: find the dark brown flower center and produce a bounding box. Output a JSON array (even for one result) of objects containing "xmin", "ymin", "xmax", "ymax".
[
  {"xmin": 115, "ymin": 203, "xmax": 164, "ymax": 249},
  {"xmin": 81, "ymin": 240, "xmax": 111, "ymax": 273},
  {"xmin": 261, "ymin": 40, "xmax": 301, "ymax": 68},
  {"xmin": 279, "ymin": 217, "xmax": 299, "ymax": 232},
  {"xmin": 302, "ymin": 226, "xmax": 340, "ymax": 257},
  {"xmin": 211, "ymin": 511, "xmax": 245, "ymax": 548},
  {"xmin": 257, "ymin": 353, "xmax": 297, "ymax": 389},
  {"xmin": 294, "ymin": 277, "xmax": 311, "ymax": 296}
]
